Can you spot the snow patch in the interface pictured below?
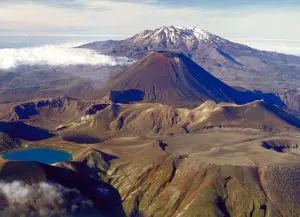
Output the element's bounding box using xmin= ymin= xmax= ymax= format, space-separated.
xmin=132 ymin=26 xmax=222 ymax=45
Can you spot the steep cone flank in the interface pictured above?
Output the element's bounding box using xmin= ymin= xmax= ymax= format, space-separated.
xmin=100 ymin=51 xmax=259 ymax=106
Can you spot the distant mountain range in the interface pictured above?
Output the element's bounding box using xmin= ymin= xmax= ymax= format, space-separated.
xmin=79 ymin=26 xmax=300 ymax=113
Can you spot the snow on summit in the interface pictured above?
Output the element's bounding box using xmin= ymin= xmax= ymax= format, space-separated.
xmin=132 ymin=26 xmax=225 ymax=46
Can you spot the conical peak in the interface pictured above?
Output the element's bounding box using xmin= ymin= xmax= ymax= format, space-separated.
xmin=146 ymin=51 xmax=185 ymax=61
xmin=139 ymin=51 xmax=188 ymax=72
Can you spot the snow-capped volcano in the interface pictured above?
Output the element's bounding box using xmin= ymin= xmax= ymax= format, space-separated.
xmin=130 ymin=26 xmax=225 ymax=46
xmin=79 ymin=26 xmax=228 ymax=59
xmin=79 ymin=26 xmax=229 ymax=55
xmin=79 ymin=26 xmax=300 ymax=113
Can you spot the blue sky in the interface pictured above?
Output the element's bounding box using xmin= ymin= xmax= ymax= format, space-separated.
xmin=0 ymin=0 xmax=300 ymax=41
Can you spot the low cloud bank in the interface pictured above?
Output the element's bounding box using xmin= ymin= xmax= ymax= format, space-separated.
xmin=0 ymin=181 xmax=98 ymax=217
xmin=0 ymin=44 xmax=132 ymax=69
xmin=234 ymin=39 xmax=300 ymax=56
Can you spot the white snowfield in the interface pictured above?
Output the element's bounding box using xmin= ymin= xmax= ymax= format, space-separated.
xmin=132 ymin=26 xmax=300 ymax=56
xmin=132 ymin=26 xmax=225 ymax=45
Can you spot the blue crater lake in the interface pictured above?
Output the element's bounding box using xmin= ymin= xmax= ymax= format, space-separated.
xmin=2 ymin=148 xmax=72 ymax=164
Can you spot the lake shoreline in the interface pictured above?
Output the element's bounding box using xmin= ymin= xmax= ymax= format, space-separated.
xmin=1 ymin=147 xmax=73 ymax=165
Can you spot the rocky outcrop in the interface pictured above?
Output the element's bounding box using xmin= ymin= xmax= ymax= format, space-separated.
xmin=0 ymin=132 xmax=20 ymax=152
xmin=0 ymin=96 xmax=92 ymax=128
xmin=64 ymin=143 xmax=300 ymax=217
xmin=278 ymin=89 xmax=300 ymax=114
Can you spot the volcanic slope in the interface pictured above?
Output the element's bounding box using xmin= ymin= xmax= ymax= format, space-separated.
xmin=60 ymin=100 xmax=300 ymax=143
xmin=79 ymin=26 xmax=300 ymax=92
xmin=79 ymin=26 xmax=300 ymax=112
xmin=94 ymin=51 xmax=280 ymax=107
xmin=53 ymin=97 xmax=300 ymax=217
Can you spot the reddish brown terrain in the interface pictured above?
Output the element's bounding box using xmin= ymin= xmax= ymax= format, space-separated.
xmin=0 ymin=50 xmax=299 ymax=217
xmin=90 ymin=51 xmax=283 ymax=107
xmin=0 ymin=96 xmax=92 ymax=128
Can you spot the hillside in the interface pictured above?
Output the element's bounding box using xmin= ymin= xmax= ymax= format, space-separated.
xmin=57 ymin=132 xmax=300 ymax=217
xmin=0 ymin=96 xmax=92 ymax=128
xmin=58 ymin=100 xmax=299 ymax=144
xmin=0 ymin=98 xmax=299 ymax=217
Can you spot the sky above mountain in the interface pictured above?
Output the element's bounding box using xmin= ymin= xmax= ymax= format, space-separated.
xmin=0 ymin=0 xmax=300 ymax=42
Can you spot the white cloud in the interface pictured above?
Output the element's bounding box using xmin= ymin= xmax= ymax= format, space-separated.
xmin=0 ymin=1 xmax=300 ymax=41
xmin=1 ymin=1 xmax=300 ymax=56
xmin=0 ymin=43 xmax=132 ymax=69
xmin=0 ymin=181 xmax=96 ymax=217
xmin=233 ymin=39 xmax=300 ymax=56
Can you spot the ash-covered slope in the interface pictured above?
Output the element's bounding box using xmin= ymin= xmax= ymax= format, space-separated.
xmin=95 ymin=51 xmax=282 ymax=107
xmin=79 ymin=26 xmax=300 ymax=112
xmin=61 ymin=100 xmax=299 ymax=143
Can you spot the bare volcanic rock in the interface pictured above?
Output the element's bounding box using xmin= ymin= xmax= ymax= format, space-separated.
xmin=62 ymin=137 xmax=300 ymax=217
xmin=62 ymin=100 xmax=299 ymax=142
xmin=0 ymin=132 xmax=20 ymax=152
xmin=95 ymin=51 xmax=282 ymax=107
xmin=278 ymin=88 xmax=300 ymax=113
xmin=0 ymin=96 xmax=92 ymax=128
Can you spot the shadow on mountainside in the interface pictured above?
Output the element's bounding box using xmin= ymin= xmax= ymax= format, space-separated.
xmin=62 ymin=134 xmax=102 ymax=144
xmin=0 ymin=121 xmax=54 ymax=141
xmin=110 ymin=89 xmax=145 ymax=104
xmin=0 ymin=161 xmax=126 ymax=217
